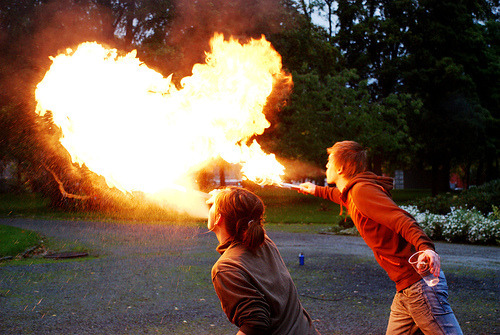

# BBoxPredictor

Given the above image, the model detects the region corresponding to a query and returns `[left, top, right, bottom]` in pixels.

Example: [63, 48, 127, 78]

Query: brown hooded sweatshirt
[315, 171, 435, 291]
[212, 236, 318, 335]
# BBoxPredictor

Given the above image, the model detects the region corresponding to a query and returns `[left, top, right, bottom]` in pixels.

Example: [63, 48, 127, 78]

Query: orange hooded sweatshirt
[315, 171, 435, 291]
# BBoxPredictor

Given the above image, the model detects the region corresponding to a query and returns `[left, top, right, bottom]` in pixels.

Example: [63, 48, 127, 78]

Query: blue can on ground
[299, 253, 304, 266]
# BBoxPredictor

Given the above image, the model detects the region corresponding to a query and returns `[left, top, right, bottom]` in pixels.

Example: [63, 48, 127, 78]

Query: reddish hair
[327, 141, 367, 179]
[214, 187, 265, 251]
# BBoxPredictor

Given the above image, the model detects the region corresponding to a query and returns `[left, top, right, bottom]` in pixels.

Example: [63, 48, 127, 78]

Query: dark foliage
[413, 179, 500, 215]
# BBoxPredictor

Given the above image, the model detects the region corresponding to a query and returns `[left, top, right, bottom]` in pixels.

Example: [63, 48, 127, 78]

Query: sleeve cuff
[418, 244, 435, 252]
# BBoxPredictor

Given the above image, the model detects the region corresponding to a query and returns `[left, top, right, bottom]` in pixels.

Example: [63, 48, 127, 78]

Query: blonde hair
[328, 141, 367, 179]
[214, 187, 265, 251]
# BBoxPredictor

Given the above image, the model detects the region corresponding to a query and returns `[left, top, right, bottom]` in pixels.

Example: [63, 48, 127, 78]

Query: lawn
[0, 187, 431, 258]
[0, 225, 43, 258]
[0, 186, 430, 223]
[251, 186, 342, 223]
[0, 193, 49, 215]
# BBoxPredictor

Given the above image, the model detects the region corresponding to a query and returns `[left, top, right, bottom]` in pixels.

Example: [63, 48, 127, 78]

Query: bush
[455, 179, 500, 214]
[413, 179, 500, 215]
[412, 193, 455, 215]
[402, 205, 500, 245]
[489, 205, 500, 221]
[337, 215, 354, 229]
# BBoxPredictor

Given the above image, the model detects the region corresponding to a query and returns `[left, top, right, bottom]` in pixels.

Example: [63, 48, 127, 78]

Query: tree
[322, 0, 499, 194]
[260, 69, 420, 178]
[269, 17, 340, 78]
[401, 0, 499, 193]
[318, 0, 337, 38]
[296, 0, 319, 21]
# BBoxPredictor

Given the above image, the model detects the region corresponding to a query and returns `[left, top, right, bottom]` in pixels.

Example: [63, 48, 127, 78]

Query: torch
[278, 182, 301, 191]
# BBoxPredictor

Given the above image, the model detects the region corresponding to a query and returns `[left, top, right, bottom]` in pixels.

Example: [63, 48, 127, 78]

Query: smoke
[172, 0, 286, 36]
[0, 0, 116, 110]
[147, 188, 210, 219]
[167, 0, 289, 76]
[279, 157, 326, 182]
[32, 1, 115, 61]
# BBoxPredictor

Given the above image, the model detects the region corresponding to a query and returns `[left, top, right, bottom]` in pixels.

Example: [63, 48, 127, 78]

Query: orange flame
[35, 34, 291, 217]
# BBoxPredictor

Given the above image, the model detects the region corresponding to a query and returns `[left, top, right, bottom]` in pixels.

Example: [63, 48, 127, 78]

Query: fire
[35, 33, 291, 217]
[239, 141, 285, 186]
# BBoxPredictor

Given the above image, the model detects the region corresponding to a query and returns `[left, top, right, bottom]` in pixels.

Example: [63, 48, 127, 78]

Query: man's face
[325, 153, 339, 185]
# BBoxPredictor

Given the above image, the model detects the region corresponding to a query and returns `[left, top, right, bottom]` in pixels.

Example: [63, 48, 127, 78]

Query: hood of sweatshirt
[216, 237, 235, 255]
[340, 171, 394, 203]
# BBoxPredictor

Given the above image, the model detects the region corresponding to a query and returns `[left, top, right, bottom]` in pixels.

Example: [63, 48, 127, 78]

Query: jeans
[386, 271, 463, 335]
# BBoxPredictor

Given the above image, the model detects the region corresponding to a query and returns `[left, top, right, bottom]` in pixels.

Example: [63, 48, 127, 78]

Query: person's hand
[419, 249, 441, 277]
[299, 182, 316, 195]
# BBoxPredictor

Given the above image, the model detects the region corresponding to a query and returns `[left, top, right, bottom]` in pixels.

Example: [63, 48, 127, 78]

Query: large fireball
[35, 33, 291, 217]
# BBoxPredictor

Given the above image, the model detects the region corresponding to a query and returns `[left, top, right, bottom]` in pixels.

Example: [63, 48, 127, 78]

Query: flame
[35, 33, 291, 217]
[239, 141, 285, 186]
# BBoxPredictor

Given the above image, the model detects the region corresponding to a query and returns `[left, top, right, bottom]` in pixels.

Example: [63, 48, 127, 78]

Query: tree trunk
[464, 162, 471, 190]
[475, 159, 484, 186]
[219, 163, 226, 187]
[124, 0, 135, 48]
[485, 149, 499, 182]
[371, 155, 382, 176]
[431, 160, 451, 196]
[298, 0, 312, 21]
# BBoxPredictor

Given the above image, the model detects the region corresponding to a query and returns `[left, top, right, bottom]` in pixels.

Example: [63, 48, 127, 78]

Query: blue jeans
[385, 271, 463, 335]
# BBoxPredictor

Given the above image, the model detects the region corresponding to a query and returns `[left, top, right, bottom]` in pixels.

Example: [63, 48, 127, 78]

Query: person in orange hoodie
[300, 140, 462, 335]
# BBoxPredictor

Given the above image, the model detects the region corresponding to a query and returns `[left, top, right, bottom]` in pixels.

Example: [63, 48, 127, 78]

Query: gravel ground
[0, 217, 499, 335]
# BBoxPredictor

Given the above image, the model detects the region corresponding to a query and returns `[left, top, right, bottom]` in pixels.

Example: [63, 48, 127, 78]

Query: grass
[0, 192, 202, 224]
[250, 185, 342, 224]
[0, 224, 93, 263]
[0, 193, 50, 215]
[0, 225, 43, 258]
[0, 187, 431, 259]
[0, 187, 431, 224]
[0, 193, 94, 260]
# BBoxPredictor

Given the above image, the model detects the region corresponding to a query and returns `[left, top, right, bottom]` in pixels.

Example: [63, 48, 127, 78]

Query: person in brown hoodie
[207, 186, 319, 335]
[300, 140, 462, 335]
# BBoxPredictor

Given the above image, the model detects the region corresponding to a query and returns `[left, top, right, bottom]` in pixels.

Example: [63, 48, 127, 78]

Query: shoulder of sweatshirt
[348, 181, 400, 216]
[349, 181, 391, 201]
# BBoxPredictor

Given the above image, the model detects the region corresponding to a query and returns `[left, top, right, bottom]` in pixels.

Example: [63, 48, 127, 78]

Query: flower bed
[402, 205, 500, 245]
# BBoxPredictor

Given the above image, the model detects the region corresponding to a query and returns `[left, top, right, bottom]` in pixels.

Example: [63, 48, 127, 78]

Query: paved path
[1, 218, 499, 334]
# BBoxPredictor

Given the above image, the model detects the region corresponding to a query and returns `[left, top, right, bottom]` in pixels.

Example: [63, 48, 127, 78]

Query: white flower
[401, 205, 500, 244]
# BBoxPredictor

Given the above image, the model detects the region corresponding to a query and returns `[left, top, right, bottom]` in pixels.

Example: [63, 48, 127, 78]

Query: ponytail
[238, 218, 265, 251]
[214, 187, 266, 251]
